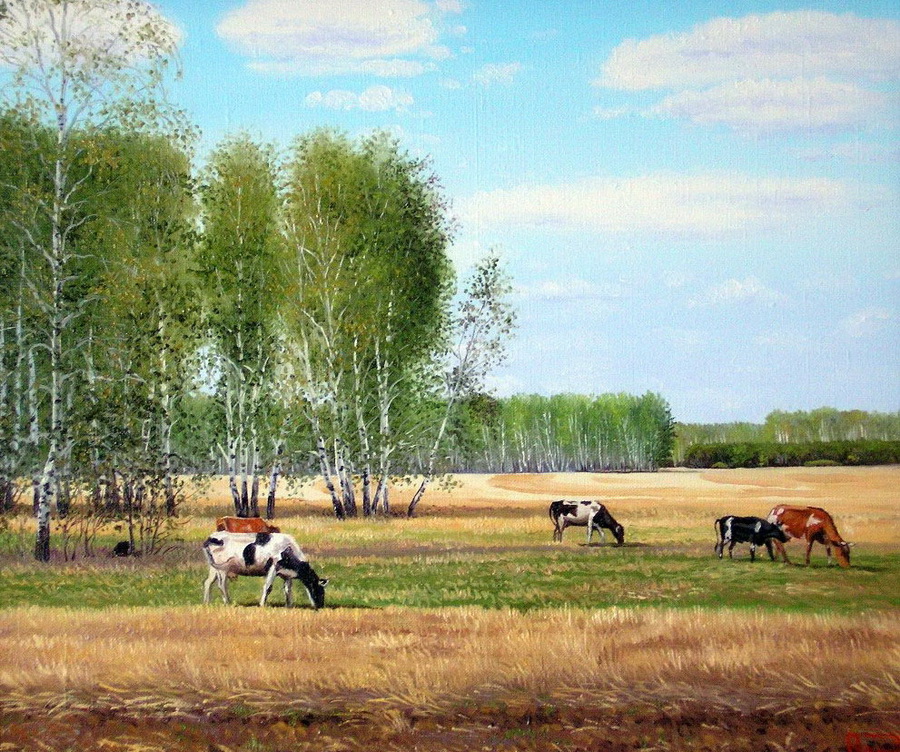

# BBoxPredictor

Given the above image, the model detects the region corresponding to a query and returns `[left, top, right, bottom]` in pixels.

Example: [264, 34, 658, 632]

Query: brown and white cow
[767, 505, 852, 567]
[215, 516, 280, 534]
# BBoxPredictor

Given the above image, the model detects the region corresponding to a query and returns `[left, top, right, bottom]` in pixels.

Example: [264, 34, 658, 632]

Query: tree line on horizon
[674, 408, 900, 469]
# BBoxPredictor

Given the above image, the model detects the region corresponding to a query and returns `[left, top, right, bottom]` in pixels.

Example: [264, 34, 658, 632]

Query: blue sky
[152, 0, 898, 423]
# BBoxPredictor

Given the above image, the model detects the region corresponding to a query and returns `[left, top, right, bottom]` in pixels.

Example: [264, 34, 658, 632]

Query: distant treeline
[446, 392, 675, 473]
[170, 391, 676, 476]
[674, 408, 900, 465]
[683, 439, 900, 469]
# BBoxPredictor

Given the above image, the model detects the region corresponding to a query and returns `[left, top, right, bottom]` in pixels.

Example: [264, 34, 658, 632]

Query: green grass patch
[0, 546, 897, 614]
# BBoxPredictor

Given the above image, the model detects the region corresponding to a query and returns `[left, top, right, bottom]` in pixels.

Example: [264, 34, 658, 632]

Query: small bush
[804, 459, 841, 467]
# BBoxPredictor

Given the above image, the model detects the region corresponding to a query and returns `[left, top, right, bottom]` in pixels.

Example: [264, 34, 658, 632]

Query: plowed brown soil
[2, 702, 898, 751]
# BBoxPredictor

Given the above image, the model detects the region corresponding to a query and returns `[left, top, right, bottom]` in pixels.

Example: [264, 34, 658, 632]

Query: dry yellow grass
[182, 466, 900, 545]
[2, 468, 898, 749]
[0, 605, 897, 718]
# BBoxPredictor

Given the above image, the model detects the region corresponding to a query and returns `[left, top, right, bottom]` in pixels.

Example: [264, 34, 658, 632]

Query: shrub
[682, 439, 900, 468]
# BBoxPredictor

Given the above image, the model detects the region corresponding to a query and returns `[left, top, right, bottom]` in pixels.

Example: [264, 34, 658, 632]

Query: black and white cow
[714, 515, 789, 562]
[202, 531, 328, 609]
[549, 500, 625, 545]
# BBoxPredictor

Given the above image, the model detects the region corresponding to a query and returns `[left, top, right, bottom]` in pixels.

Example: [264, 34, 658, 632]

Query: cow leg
[773, 539, 790, 564]
[553, 523, 561, 542]
[203, 567, 217, 604]
[805, 537, 814, 566]
[586, 519, 593, 545]
[215, 571, 230, 604]
[764, 540, 776, 561]
[283, 577, 294, 608]
[727, 540, 736, 559]
[825, 542, 833, 566]
[749, 543, 757, 562]
[260, 565, 279, 607]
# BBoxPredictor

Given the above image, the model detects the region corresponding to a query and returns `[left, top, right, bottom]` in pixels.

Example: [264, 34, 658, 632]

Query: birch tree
[406, 252, 516, 517]
[0, 0, 181, 560]
[198, 135, 284, 518]
[283, 130, 453, 519]
[81, 130, 198, 518]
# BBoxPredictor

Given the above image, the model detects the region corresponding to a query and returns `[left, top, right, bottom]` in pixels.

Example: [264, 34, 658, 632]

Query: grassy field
[0, 466, 898, 751]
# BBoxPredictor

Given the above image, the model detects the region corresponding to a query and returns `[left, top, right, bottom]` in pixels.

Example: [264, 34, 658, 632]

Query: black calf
[714, 515, 789, 562]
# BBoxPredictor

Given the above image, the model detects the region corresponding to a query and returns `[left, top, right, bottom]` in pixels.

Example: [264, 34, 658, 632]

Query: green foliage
[449, 392, 675, 472]
[282, 129, 456, 516]
[675, 408, 900, 464]
[683, 439, 900, 468]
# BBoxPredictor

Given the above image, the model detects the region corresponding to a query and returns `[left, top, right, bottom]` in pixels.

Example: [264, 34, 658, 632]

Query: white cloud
[304, 85, 413, 112]
[653, 78, 892, 134]
[458, 172, 874, 238]
[796, 141, 900, 164]
[595, 11, 900, 135]
[688, 277, 785, 308]
[597, 11, 900, 91]
[840, 307, 893, 338]
[473, 62, 521, 87]
[516, 278, 627, 301]
[435, 0, 465, 13]
[217, 0, 455, 77]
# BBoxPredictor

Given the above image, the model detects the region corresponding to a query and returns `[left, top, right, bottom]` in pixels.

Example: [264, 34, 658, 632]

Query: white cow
[202, 531, 328, 609]
[548, 500, 626, 545]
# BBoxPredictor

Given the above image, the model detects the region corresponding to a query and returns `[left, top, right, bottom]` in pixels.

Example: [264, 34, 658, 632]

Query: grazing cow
[215, 516, 280, 534]
[714, 515, 789, 562]
[202, 531, 327, 608]
[767, 505, 852, 567]
[549, 500, 625, 545]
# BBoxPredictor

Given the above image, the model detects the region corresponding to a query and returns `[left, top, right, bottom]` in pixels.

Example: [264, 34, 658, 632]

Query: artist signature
[846, 731, 900, 752]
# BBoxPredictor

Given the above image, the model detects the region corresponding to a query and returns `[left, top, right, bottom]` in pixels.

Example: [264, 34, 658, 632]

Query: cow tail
[202, 536, 222, 566]
[713, 518, 722, 546]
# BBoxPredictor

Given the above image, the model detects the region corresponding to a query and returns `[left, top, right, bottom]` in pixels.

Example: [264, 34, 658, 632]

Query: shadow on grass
[232, 601, 378, 611]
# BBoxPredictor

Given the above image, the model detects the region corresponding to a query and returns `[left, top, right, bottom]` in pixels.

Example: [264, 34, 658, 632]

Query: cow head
[835, 541, 851, 568]
[296, 561, 328, 609]
[305, 575, 329, 610]
[613, 524, 625, 546]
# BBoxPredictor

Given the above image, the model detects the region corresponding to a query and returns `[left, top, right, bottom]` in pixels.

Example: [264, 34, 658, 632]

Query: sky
[154, 1, 898, 422]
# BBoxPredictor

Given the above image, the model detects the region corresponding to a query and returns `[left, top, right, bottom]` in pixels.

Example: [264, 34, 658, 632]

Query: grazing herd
[200, 499, 854, 609]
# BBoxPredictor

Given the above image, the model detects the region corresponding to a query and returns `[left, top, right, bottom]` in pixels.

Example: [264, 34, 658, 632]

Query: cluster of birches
[0, 0, 681, 562]
[0, 103, 518, 534]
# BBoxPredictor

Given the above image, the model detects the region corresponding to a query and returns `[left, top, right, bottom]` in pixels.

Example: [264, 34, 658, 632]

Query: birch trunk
[265, 443, 282, 520]
[406, 398, 455, 517]
[316, 435, 344, 519]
